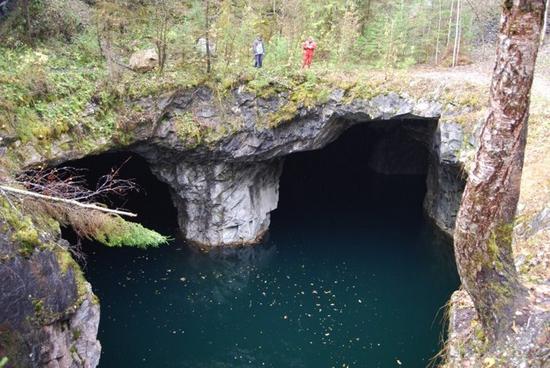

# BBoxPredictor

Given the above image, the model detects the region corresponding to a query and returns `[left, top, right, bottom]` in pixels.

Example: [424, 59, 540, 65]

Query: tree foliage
[0, 0, 502, 73]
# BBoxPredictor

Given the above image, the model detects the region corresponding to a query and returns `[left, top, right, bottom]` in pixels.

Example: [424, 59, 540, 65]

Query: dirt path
[413, 63, 549, 100]
[412, 45, 550, 100]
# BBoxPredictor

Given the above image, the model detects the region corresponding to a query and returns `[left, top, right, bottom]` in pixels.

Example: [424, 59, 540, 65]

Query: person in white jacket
[252, 36, 265, 68]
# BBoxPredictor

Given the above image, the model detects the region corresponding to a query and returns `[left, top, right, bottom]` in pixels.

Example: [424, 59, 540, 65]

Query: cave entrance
[275, 118, 438, 231]
[58, 119, 460, 368]
[58, 152, 178, 237]
[264, 118, 461, 367]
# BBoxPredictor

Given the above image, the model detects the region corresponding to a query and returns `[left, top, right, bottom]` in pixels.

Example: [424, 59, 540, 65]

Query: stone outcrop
[424, 122, 467, 236]
[0, 232, 100, 368]
[445, 288, 550, 368]
[129, 48, 158, 72]
[3, 85, 473, 248]
[2, 86, 473, 250]
[131, 87, 469, 247]
[152, 159, 283, 247]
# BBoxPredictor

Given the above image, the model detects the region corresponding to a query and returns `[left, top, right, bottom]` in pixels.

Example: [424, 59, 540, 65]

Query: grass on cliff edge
[0, 25, 492, 168]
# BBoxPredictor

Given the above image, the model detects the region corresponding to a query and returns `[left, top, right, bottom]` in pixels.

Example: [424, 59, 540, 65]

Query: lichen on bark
[453, 0, 546, 343]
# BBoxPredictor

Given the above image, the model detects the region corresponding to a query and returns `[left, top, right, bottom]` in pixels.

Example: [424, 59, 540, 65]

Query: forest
[1, 0, 506, 73]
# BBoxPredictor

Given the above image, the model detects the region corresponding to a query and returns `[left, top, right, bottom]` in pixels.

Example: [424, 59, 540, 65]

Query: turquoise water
[78, 128, 459, 368]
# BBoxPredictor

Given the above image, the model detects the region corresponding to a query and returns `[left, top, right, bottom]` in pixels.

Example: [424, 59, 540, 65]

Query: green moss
[174, 112, 202, 147]
[0, 330, 26, 368]
[267, 102, 299, 127]
[471, 320, 490, 355]
[56, 248, 89, 300]
[263, 76, 331, 128]
[0, 200, 41, 256]
[32, 298, 44, 315]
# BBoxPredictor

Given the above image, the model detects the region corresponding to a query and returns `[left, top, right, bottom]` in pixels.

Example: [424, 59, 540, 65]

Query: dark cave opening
[54, 118, 460, 368]
[275, 118, 439, 227]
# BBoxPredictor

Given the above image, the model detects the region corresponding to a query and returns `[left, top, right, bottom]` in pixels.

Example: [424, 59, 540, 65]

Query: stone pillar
[424, 122, 467, 236]
[152, 159, 283, 248]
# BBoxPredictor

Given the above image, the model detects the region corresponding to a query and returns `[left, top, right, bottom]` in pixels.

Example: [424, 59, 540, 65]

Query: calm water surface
[80, 133, 459, 368]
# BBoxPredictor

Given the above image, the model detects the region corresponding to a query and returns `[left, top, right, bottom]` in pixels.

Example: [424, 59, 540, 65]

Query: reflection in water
[184, 244, 277, 304]
[83, 185, 459, 368]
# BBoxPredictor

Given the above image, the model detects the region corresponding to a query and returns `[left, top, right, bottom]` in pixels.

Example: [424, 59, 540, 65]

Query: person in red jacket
[302, 37, 317, 69]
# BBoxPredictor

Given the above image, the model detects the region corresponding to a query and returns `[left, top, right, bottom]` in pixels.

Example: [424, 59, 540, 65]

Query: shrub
[0, 0, 90, 46]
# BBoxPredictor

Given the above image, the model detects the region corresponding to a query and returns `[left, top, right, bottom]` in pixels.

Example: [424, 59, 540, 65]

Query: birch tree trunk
[446, 0, 456, 49]
[454, 0, 546, 342]
[542, 0, 549, 44]
[435, 0, 443, 64]
[452, 0, 461, 67]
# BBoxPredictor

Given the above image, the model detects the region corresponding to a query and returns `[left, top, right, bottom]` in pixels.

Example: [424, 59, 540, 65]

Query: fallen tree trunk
[0, 185, 137, 218]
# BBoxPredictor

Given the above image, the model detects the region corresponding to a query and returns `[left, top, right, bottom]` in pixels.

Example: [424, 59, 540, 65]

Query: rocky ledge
[6, 82, 478, 248]
[125, 87, 473, 247]
[0, 224, 100, 368]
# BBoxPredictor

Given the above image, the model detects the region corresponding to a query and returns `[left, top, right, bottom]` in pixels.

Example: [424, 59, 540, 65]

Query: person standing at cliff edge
[302, 37, 317, 69]
[252, 36, 265, 68]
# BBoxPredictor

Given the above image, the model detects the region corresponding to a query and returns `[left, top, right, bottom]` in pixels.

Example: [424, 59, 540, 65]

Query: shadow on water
[66, 122, 460, 368]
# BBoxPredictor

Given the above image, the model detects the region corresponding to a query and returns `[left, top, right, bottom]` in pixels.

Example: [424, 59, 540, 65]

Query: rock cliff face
[0, 83, 477, 367]
[5, 85, 472, 247]
[132, 87, 468, 246]
[424, 122, 468, 235]
[152, 159, 283, 247]
[0, 232, 100, 368]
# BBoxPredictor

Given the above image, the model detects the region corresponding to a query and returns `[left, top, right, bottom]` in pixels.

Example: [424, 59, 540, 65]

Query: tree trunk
[454, 0, 546, 342]
[0, 185, 137, 217]
[22, 0, 31, 44]
[452, 0, 461, 67]
[542, 0, 549, 44]
[446, 0, 455, 49]
[435, 0, 443, 64]
[205, 0, 212, 74]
